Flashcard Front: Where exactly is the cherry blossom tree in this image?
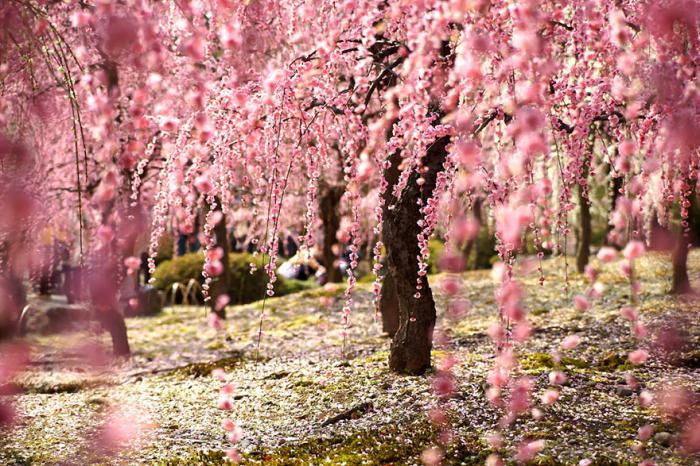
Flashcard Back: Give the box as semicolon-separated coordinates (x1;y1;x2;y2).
1;0;699;460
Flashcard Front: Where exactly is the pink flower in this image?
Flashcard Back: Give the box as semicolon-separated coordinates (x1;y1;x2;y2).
217;396;233;410
212;369;227;381
541;389;559;405
516;439;545;462
215;294;230;312
639;390;654;408
619;139;636;157
486;454;504;466
633;322;648;339
596;247;618;263
562;335;581;350
440;276;461;296
680;414;700;454
549;371;567;385
221;383;235;395
208;313;223;330
628;349;649;365
124;256;141;274
620;306;638;321
225;448;241;462
222;419;236;431
622;241;645;260
573;295;590;312
194;174;213;194
638;424;654;441
204;260;224;277
228;424;243;443
421;447;443;466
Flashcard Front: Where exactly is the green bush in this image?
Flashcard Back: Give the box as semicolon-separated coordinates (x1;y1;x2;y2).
153;252;317;305
427;239;445;274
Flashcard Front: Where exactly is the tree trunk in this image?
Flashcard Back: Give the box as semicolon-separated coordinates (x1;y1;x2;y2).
671;186;698;294
380;272;399;337
462;197;482;270
607;174;623;245
209;201;231;319
671;233;691;294
383;135;449;375
95;308;131;356
576;182;592;273
319;182;344;283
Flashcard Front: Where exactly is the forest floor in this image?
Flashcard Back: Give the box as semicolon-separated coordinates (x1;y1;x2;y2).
1;252;699;465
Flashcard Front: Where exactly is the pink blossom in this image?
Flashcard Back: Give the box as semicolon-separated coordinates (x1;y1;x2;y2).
421;447;443;466
208;313;223;330
204;260;224;277
541;389;559;405
124;256;141;274
562;335;581;350
622;241;645;260
639;390;654;408
194;174;214;194
225;448;241;462
638;424;654;441
228;424;243;443
620;306;638;321
680;414;700;454
212;369;227;382
516;439;546;462
549;371;567;385
215;294;230;312
628;349;649;365
217;396;233;411
596;247;618;263
573;295;590;312
485;454;503;466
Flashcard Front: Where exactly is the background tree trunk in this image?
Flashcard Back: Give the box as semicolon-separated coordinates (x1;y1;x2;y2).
319;182;344;283
607;174;623;245
380;273;399;337
671;233;691;294
383;135;449;375
209;201;231;319
95;308;131;356
576;182;592;273
671;186;698;294
462;197;482;270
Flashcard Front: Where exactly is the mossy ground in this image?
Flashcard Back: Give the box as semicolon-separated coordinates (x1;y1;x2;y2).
1;252;699;465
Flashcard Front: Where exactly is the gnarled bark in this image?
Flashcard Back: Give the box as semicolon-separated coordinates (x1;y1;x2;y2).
576;182;592;273
383;135;449;375
319;181;344;283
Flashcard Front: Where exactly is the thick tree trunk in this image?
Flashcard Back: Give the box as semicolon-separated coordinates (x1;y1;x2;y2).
380;272;399;337
209;202;231;319
462;197;482;270
671;186;698;294
576;182;592;273
319;182;344;283
671;233;691;294
607;174;623;245
383;135;449;375
95;308;131;356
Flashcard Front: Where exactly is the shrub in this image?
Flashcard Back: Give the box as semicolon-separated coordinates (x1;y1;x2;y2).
153;252;317;305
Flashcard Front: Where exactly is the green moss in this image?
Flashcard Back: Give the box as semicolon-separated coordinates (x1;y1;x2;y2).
168;355;243;378
241;421;486;465
596;352;633;372
520;353;589;372
153;449;226;465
